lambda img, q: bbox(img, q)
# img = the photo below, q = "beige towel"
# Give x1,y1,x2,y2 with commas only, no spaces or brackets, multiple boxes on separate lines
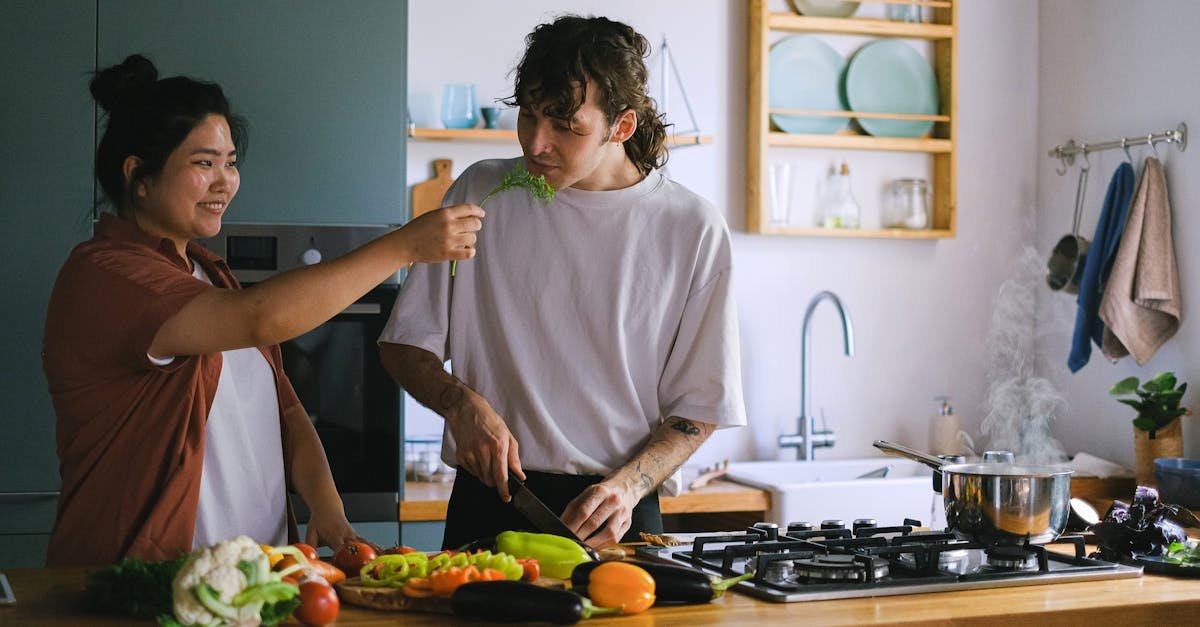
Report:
1099,157,1182,363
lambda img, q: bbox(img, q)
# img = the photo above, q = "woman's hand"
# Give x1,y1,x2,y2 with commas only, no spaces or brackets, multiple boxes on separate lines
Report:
561,480,641,550
397,203,484,264
304,506,367,552
445,389,525,501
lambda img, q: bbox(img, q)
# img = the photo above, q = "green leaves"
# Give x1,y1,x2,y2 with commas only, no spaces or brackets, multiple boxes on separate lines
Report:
1110,371,1190,433
84,554,187,619
451,163,556,277
480,164,556,206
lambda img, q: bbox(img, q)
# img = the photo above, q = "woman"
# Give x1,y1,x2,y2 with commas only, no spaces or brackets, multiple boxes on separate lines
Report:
41,55,483,566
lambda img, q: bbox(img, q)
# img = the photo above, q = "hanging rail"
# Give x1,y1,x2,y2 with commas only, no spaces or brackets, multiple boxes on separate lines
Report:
1049,122,1187,174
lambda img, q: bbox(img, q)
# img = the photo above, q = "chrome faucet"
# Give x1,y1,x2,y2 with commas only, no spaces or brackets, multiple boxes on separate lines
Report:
778,291,855,460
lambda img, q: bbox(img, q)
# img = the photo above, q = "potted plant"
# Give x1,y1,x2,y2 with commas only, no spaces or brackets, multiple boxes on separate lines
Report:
1110,372,1190,486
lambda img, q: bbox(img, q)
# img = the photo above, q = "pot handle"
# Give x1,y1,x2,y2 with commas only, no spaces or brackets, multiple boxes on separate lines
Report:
873,440,946,471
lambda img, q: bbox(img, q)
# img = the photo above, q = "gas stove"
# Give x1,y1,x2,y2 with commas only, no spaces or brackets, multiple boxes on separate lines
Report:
635,520,1142,602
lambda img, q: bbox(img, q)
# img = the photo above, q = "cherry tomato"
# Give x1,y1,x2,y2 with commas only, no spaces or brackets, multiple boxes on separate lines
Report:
292,542,320,561
333,540,378,576
273,555,299,573
294,580,339,626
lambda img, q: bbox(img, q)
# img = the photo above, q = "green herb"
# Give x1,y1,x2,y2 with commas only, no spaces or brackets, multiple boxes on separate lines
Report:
85,554,187,619
1166,540,1200,565
451,163,555,276
480,164,556,205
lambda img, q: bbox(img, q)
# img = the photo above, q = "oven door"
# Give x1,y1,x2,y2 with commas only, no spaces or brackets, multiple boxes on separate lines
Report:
282,284,400,522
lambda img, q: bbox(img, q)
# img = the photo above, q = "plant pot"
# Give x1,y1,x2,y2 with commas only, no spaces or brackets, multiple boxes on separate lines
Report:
1133,419,1184,487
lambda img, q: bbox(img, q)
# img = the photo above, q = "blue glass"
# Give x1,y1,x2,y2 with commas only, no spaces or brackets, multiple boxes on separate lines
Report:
440,83,478,129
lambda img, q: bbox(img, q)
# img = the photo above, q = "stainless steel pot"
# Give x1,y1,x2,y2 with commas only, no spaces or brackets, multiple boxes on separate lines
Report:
874,440,1073,545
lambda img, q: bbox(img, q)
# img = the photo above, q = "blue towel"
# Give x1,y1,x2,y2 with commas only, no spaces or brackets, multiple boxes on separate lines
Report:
1068,162,1135,372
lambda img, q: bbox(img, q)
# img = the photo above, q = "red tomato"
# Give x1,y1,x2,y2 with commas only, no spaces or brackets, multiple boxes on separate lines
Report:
380,545,417,555
292,543,319,561
281,575,300,587
333,540,378,576
294,580,339,626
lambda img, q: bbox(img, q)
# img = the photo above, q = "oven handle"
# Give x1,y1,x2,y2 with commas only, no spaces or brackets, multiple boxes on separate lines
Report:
341,302,382,315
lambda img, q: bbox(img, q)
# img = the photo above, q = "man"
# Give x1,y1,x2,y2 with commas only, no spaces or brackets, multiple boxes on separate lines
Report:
380,15,745,550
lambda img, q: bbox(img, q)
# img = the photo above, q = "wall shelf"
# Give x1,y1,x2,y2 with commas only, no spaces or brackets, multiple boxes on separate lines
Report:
409,127,713,146
747,0,958,237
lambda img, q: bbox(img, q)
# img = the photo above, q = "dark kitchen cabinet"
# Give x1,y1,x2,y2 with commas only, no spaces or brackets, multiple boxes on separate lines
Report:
98,0,409,226
0,1,97,567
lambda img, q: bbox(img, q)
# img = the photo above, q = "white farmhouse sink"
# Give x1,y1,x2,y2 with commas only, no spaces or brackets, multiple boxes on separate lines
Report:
725,458,942,528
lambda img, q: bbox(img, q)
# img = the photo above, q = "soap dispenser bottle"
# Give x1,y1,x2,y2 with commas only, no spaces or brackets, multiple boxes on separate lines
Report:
928,396,960,455
820,161,861,229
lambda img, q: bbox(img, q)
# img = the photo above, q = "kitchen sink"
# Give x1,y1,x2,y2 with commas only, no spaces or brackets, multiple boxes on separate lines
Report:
725,458,941,527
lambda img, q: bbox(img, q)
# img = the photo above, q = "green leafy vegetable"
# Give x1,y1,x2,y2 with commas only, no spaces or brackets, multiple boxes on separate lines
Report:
84,554,187,619
1166,540,1200,565
480,164,556,205
450,163,555,276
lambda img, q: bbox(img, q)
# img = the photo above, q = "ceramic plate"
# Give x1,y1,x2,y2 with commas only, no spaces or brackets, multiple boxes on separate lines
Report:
788,0,860,18
845,40,939,137
769,35,848,135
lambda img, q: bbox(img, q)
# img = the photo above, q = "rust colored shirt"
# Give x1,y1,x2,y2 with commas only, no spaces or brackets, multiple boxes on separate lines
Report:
42,213,300,566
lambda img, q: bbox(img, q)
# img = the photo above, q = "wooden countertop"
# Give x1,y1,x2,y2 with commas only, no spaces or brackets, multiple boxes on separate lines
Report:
4,563,1198,626
399,479,770,522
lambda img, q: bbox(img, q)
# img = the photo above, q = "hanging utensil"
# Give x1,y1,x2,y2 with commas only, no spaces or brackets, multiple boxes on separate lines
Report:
1046,152,1091,293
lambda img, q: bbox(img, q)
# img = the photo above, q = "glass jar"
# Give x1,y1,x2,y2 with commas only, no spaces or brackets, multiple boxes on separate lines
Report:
820,162,861,229
884,178,930,229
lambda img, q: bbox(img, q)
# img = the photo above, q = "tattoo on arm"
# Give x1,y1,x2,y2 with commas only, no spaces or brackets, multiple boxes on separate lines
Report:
437,383,464,412
669,418,701,436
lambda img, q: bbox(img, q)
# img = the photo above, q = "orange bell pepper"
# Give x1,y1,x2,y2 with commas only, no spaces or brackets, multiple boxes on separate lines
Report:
585,561,656,614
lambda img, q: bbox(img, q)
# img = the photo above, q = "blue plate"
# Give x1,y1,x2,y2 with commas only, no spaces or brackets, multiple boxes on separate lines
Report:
769,35,848,135
787,0,860,18
845,40,938,137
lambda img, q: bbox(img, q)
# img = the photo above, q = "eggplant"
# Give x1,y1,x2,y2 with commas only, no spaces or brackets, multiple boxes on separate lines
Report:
1088,485,1200,562
570,559,752,605
450,581,618,624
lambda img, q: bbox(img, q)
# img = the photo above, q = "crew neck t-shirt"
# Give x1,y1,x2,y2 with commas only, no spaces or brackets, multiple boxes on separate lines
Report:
380,157,746,492
187,262,288,547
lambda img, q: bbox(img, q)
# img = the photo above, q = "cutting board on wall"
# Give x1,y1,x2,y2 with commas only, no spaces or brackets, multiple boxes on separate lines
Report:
411,158,455,219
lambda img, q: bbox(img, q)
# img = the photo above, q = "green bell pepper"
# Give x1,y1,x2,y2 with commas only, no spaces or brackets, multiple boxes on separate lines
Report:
494,530,592,579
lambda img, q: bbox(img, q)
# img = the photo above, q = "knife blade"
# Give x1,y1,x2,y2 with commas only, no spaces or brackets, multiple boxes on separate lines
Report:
507,476,600,560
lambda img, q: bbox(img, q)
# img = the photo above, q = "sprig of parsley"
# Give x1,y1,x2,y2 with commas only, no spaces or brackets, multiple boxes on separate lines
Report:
451,163,555,276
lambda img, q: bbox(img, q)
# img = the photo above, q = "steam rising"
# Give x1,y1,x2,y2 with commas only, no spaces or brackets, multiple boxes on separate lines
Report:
979,245,1070,465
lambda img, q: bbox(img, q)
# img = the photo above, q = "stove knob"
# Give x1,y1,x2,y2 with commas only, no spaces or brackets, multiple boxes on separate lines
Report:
751,522,779,541
820,519,845,530
788,522,814,533
852,518,878,532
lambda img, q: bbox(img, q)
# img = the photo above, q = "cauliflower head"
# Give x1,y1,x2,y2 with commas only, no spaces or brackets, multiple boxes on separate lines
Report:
172,535,268,627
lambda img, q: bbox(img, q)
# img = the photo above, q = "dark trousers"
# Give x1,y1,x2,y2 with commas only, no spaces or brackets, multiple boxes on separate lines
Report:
441,468,663,550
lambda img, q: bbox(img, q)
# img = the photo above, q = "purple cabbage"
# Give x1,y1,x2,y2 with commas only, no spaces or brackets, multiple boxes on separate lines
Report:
1089,486,1199,562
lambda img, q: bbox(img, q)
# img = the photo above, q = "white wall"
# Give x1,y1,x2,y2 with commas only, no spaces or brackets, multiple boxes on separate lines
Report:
404,1,1042,468
1035,0,1198,466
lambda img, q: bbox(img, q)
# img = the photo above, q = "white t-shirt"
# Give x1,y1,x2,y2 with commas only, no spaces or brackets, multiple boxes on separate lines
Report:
380,158,746,492
180,262,289,548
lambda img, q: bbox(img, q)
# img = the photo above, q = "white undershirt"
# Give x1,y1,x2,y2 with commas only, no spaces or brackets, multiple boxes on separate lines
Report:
180,261,288,548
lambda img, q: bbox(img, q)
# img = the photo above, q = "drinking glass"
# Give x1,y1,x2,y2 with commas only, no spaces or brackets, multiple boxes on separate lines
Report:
440,83,478,129
768,162,795,226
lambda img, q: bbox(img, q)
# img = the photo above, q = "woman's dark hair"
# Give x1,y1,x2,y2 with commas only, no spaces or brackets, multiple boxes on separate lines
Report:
504,15,669,175
91,54,247,214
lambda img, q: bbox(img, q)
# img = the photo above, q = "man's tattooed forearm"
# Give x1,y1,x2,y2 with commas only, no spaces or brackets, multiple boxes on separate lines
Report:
669,418,701,436
437,382,464,412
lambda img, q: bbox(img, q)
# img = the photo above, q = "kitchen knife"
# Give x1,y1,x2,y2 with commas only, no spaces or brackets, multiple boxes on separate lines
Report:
507,476,600,560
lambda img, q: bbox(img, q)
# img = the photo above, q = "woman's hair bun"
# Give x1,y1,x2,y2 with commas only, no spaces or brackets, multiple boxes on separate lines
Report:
91,54,159,113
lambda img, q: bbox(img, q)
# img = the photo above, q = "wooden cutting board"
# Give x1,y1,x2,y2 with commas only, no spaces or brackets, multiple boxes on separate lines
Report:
411,158,454,219
335,577,451,614
335,575,568,613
